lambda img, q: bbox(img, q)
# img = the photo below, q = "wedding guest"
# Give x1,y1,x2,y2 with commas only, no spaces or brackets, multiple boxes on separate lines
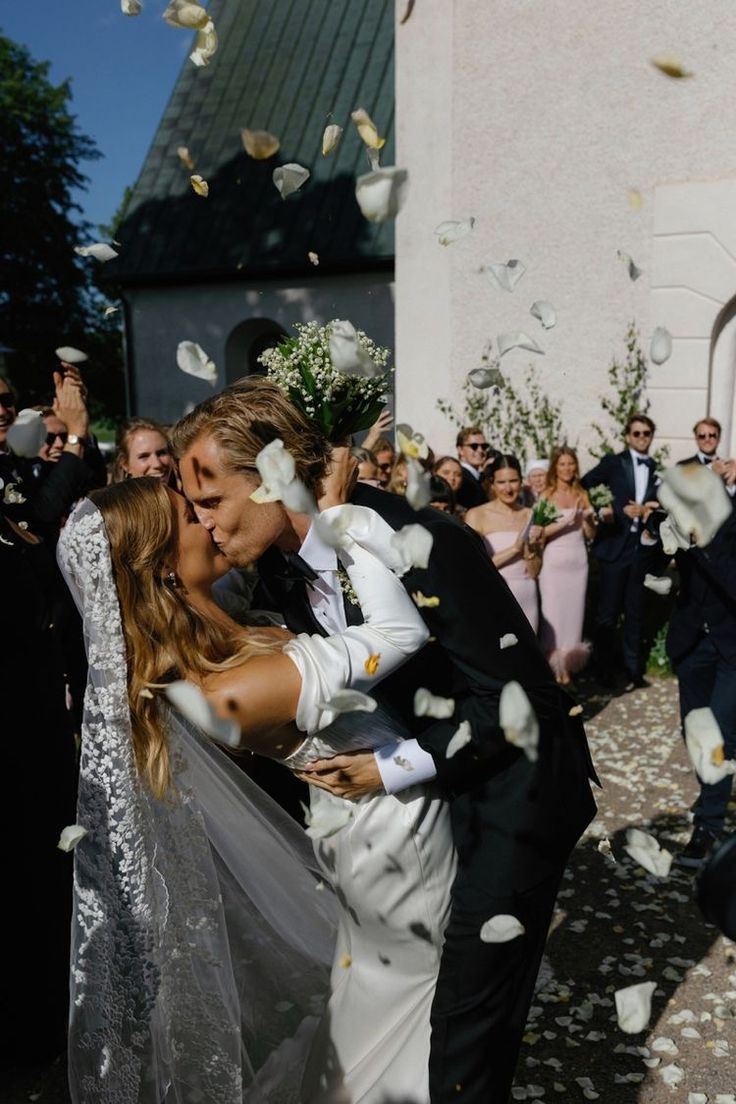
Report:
455,425,491,510
465,454,543,631
350,446,382,487
433,456,463,496
522,459,549,506
361,407,393,453
36,407,68,464
428,474,457,514
112,417,174,483
387,457,408,495
581,413,660,690
538,447,596,684
371,434,395,488
680,417,736,497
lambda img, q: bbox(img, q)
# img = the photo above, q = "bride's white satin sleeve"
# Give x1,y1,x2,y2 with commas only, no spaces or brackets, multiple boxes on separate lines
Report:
282,505,429,735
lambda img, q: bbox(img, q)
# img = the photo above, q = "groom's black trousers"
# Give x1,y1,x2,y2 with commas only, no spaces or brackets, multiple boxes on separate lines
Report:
428,867,565,1104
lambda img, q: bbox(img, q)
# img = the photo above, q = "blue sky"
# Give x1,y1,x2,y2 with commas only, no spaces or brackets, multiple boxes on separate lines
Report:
2,1,192,231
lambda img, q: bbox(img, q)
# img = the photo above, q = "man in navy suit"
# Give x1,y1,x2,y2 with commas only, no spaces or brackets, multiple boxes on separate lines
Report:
455,425,494,509
679,416,736,498
582,413,660,690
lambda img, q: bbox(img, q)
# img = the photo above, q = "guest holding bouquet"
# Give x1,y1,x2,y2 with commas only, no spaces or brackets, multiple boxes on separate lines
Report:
465,454,544,630
538,447,597,684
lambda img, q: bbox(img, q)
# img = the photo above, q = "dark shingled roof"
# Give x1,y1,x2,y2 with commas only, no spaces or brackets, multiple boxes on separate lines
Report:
111,0,395,285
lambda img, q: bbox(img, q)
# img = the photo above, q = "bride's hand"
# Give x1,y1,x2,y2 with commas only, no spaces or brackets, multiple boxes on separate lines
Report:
295,750,384,799
318,446,358,510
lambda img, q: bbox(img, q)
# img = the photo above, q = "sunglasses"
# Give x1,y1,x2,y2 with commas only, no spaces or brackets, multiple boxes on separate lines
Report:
465,442,490,451
46,430,68,447
630,430,652,438
0,393,16,410
377,462,392,472
697,432,718,440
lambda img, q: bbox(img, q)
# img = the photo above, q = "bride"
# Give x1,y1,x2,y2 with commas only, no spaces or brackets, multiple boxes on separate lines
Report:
57,474,455,1104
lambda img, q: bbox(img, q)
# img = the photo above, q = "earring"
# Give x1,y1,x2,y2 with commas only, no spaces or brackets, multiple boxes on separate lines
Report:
164,571,180,588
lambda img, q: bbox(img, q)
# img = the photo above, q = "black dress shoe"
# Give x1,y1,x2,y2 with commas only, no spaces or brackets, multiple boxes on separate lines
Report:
678,825,721,869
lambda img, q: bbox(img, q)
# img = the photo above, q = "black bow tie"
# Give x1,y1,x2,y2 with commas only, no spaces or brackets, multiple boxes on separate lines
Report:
701,455,713,465
280,550,319,583
259,547,318,592
636,457,650,467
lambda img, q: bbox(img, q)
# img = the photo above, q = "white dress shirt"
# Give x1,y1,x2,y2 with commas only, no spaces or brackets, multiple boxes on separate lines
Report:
298,521,437,794
697,450,736,496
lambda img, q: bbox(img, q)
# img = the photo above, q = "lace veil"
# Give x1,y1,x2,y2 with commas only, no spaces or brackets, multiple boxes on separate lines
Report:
57,498,338,1104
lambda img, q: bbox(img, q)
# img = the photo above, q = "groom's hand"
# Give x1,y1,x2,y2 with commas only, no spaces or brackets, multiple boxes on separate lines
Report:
295,750,384,799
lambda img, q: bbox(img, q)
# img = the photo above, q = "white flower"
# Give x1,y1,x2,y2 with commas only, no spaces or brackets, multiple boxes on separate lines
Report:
241,129,280,160
414,689,456,720
176,340,217,385
405,457,431,511
617,250,643,281
164,680,241,748
497,332,544,358
650,326,672,365
390,523,433,574
684,707,736,785
57,824,88,852
316,690,377,715
7,409,46,459
445,720,472,758
273,163,310,199
190,174,209,197
658,463,731,547
434,218,475,246
500,681,539,761
614,981,657,1033
529,301,557,329
624,827,672,877
162,0,210,29
499,633,518,649
643,573,672,595
190,18,217,67
350,107,385,149
75,242,118,262
121,0,143,13
55,345,88,363
480,914,525,943
322,124,343,155
303,793,353,839
484,259,526,292
355,167,408,224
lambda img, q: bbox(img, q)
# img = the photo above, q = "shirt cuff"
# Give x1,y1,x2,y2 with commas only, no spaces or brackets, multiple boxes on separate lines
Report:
374,739,437,794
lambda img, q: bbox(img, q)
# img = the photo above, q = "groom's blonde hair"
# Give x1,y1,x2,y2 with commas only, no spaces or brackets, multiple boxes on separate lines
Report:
171,377,331,495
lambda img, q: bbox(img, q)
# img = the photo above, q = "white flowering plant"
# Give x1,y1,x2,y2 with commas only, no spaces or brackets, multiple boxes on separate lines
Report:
259,320,391,442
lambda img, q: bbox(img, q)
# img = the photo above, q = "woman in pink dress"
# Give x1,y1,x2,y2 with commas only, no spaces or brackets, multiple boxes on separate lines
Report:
538,447,597,684
465,454,543,631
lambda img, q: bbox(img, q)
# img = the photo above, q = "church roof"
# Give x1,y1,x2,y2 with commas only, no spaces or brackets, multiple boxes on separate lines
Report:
111,0,395,285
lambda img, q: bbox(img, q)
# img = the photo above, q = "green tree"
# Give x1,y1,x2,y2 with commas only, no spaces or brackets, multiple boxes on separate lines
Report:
0,34,124,419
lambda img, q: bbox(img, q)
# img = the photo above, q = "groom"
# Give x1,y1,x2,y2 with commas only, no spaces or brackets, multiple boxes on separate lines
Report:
173,378,598,1104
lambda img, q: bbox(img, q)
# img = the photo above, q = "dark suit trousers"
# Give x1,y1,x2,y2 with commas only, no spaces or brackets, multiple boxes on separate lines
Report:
595,532,650,678
676,634,736,833
429,867,564,1104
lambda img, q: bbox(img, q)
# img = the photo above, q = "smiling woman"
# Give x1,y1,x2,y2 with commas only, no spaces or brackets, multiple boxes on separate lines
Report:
112,415,174,483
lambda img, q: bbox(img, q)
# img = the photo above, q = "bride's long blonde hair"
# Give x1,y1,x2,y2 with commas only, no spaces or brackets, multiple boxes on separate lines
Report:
89,478,281,799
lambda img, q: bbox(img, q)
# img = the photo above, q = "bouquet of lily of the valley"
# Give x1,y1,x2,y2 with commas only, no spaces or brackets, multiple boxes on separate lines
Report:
588,483,614,509
260,319,392,442
531,498,561,527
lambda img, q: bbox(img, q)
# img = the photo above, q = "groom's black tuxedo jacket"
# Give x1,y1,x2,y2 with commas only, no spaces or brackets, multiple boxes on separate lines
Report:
258,484,598,903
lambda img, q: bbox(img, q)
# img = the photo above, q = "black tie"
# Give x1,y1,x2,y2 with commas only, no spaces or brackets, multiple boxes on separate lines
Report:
281,550,319,582
701,456,713,465
636,457,649,467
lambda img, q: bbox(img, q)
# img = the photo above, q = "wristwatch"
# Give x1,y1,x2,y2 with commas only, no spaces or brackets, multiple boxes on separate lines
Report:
66,434,81,446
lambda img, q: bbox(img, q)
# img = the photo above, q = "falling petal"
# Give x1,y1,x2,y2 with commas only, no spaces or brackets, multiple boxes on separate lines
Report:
55,346,88,364
597,837,616,862
190,174,209,197
529,301,557,329
139,688,154,700
6,409,46,458
177,145,195,170
338,954,352,968
412,591,440,608
651,55,693,79
659,1064,685,1087
568,704,583,716
364,654,381,676
103,305,120,317
281,478,316,515
405,456,432,510
434,218,475,246
328,320,380,378
308,251,320,266
650,326,672,365
57,824,88,852
162,0,210,29
317,689,377,715
303,794,353,839
659,514,690,556
355,167,408,224
497,332,544,358
500,681,539,761
396,425,430,461
351,107,385,149
643,573,672,595
390,523,433,574
499,633,518,649
176,340,217,385
75,242,118,262
165,679,240,747
468,365,504,389
366,146,381,172
241,129,281,160
414,688,456,720
624,827,672,877
684,707,736,785
658,463,731,547
121,0,142,13
190,18,217,66
251,438,296,502
480,914,526,943
628,187,643,210
322,123,343,156
618,250,643,281
446,720,473,758
615,981,657,1033
484,259,526,292
273,163,310,199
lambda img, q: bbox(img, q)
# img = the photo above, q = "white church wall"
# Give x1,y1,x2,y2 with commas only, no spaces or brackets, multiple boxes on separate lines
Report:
396,0,736,464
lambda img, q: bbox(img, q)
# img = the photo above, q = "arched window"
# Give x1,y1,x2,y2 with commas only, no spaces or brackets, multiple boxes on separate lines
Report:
224,318,287,384
709,295,736,457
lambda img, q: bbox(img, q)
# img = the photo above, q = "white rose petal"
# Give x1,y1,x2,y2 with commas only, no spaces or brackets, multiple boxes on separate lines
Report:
190,18,217,67
308,251,320,266
617,250,643,281
164,680,241,748
614,982,658,1033
446,721,472,758
659,1064,684,1088
75,242,118,262
480,914,526,943
597,837,616,863
624,827,672,878
468,365,504,389
688,1094,708,1104
241,129,281,160
121,0,143,13
55,346,88,363
414,688,456,721
355,167,408,224
162,0,209,28
658,463,731,547
660,514,690,556
317,690,377,715
434,218,475,246
650,326,673,365
499,633,518,649
405,457,431,511
190,174,209,197
6,409,46,459
497,332,544,358
651,55,693,79
529,300,557,329
350,107,385,149
684,707,736,785
644,574,672,595
252,438,296,501
280,479,316,515
328,319,380,378
177,146,195,170
103,305,120,317
273,163,310,199
322,124,343,156
396,425,429,461
176,340,217,385
484,259,526,292
389,523,433,574
57,824,88,852
500,681,539,762
303,794,353,840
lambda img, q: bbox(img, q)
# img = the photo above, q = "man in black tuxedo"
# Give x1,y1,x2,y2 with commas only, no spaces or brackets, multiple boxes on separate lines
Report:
679,416,736,499
581,413,660,690
667,495,736,867
174,380,598,1104
455,425,493,509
